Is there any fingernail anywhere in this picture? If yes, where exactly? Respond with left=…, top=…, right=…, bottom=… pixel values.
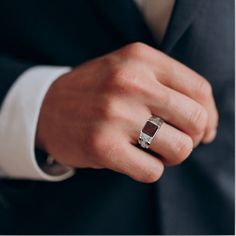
left=203, top=129, right=217, bottom=144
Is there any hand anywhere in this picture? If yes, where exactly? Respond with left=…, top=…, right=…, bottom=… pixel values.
left=36, top=42, right=218, bottom=183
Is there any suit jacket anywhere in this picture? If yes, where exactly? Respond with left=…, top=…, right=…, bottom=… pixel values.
left=0, top=0, right=234, bottom=234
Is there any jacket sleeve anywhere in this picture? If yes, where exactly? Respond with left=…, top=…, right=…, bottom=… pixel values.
left=0, top=54, right=75, bottom=181
left=0, top=54, right=32, bottom=103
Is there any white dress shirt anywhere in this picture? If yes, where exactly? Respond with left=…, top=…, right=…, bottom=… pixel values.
left=0, top=0, right=175, bottom=181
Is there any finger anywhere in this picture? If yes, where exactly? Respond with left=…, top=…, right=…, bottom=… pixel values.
left=101, top=137, right=164, bottom=183
left=145, top=82, right=208, bottom=146
left=156, top=62, right=218, bottom=143
left=128, top=114, right=193, bottom=166
left=148, top=122, right=193, bottom=166
left=126, top=43, right=218, bottom=142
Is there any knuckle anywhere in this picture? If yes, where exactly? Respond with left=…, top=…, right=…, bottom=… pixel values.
left=138, top=164, right=164, bottom=183
left=87, top=130, right=120, bottom=165
left=87, top=132, right=103, bottom=155
left=174, top=134, right=193, bottom=164
left=107, top=66, right=141, bottom=94
left=196, top=79, right=213, bottom=99
left=97, top=98, right=117, bottom=120
left=108, top=67, right=130, bottom=89
left=87, top=130, right=109, bottom=159
left=120, top=42, right=148, bottom=58
left=188, top=106, right=208, bottom=134
left=192, top=134, right=202, bottom=148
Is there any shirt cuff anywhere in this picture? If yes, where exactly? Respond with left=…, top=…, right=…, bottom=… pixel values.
left=0, top=66, right=75, bottom=181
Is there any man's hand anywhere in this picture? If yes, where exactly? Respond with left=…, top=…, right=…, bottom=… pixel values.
left=36, top=42, right=218, bottom=183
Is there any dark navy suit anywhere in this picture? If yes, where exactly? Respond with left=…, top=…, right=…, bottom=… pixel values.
left=0, top=0, right=234, bottom=234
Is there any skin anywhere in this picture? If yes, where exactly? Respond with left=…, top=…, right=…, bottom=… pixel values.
left=36, top=42, right=218, bottom=183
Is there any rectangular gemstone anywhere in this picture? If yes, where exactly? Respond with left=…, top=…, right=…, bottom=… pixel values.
left=142, top=121, right=158, bottom=137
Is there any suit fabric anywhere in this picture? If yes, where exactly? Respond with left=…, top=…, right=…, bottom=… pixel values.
left=0, top=0, right=234, bottom=234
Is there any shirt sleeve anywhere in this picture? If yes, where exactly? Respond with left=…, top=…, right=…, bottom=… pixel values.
left=0, top=66, right=75, bottom=181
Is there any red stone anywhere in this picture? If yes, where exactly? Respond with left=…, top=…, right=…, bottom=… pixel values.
left=142, top=121, right=158, bottom=136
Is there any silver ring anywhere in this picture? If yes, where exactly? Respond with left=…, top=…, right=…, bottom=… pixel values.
left=138, top=116, right=164, bottom=149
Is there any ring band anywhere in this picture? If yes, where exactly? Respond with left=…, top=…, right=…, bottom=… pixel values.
left=138, top=116, right=164, bottom=149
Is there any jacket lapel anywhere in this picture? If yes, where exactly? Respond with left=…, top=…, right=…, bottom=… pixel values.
left=160, top=0, right=206, bottom=53
left=92, top=0, right=206, bottom=53
left=91, top=0, right=157, bottom=47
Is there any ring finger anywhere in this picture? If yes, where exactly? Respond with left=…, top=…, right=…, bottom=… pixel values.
left=129, top=115, right=193, bottom=166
